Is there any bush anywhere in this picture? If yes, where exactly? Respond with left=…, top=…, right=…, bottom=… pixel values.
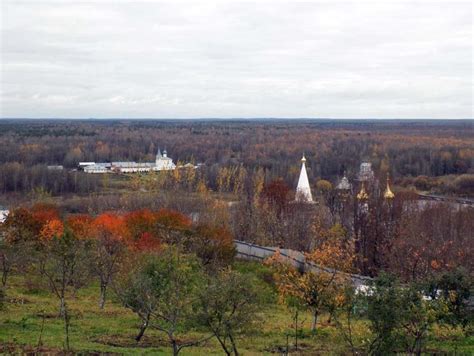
left=453, top=174, right=474, bottom=195
left=197, top=268, right=261, bottom=356
left=413, top=176, right=435, bottom=191
left=364, top=273, right=456, bottom=354
left=366, top=273, right=403, bottom=354
left=189, top=225, right=236, bottom=268
left=115, top=247, right=206, bottom=355
left=233, top=261, right=277, bottom=304
left=424, top=268, right=473, bottom=331
left=397, top=282, right=447, bottom=354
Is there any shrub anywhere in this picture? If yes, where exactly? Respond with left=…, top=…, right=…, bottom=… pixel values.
left=453, top=174, right=474, bottom=195
left=366, top=273, right=403, bottom=354
left=424, top=268, right=473, bottom=331
left=115, top=247, right=207, bottom=355
left=197, top=268, right=261, bottom=356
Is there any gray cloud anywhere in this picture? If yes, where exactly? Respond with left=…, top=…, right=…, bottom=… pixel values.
left=1, top=1, right=472, bottom=118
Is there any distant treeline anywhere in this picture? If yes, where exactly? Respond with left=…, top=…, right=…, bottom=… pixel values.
left=0, top=163, right=100, bottom=195
left=0, top=120, right=472, bottom=195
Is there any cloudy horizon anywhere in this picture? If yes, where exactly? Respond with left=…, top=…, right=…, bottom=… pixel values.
left=1, top=1, right=472, bottom=119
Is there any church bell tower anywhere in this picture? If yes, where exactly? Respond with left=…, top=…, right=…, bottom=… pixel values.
left=295, top=155, right=314, bottom=203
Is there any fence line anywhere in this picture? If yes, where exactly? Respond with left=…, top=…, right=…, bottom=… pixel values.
left=234, top=240, right=372, bottom=288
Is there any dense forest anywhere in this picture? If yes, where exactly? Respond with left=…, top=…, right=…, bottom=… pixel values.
left=0, top=119, right=473, bottom=197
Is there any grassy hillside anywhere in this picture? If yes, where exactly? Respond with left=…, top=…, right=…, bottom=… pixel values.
left=1, top=262, right=472, bottom=355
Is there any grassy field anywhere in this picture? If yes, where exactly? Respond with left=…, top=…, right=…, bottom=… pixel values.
left=0, top=262, right=472, bottom=355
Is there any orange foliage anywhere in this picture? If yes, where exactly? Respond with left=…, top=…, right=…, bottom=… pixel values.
left=124, top=209, right=157, bottom=240
left=261, top=179, right=291, bottom=213
left=133, top=232, right=161, bottom=252
left=3, top=207, right=42, bottom=243
left=192, top=225, right=235, bottom=265
left=265, top=224, right=356, bottom=326
left=306, top=246, right=355, bottom=274
left=39, top=219, right=64, bottom=242
left=30, top=203, right=60, bottom=226
left=4, top=204, right=61, bottom=243
left=93, top=213, right=127, bottom=241
left=155, top=208, right=192, bottom=230
left=66, top=214, right=94, bottom=240
left=124, top=209, right=162, bottom=251
left=307, top=223, right=356, bottom=273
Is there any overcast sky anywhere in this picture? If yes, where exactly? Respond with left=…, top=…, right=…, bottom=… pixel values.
left=1, top=1, right=472, bottom=119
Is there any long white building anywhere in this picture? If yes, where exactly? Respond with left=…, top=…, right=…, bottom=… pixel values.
left=80, top=148, right=177, bottom=174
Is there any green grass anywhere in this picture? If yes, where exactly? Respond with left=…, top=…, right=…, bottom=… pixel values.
left=1, top=263, right=472, bottom=355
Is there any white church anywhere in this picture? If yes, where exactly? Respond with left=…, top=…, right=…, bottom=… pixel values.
left=295, top=155, right=314, bottom=203
left=80, top=148, right=177, bottom=174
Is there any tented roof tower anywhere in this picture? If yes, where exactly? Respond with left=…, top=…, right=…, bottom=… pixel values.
left=384, top=174, right=395, bottom=200
left=295, top=155, right=313, bottom=203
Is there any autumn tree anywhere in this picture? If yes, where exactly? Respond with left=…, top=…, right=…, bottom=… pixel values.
left=315, top=179, right=333, bottom=203
left=0, top=208, right=38, bottom=288
left=233, top=165, right=247, bottom=195
left=66, top=214, right=94, bottom=240
left=124, top=209, right=162, bottom=251
left=328, top=284, right=366, bottom=355
left=362, top=273, right=450, bottom=355
left=1, top=204, right=62, bottom=289
left=397, top=283, right=447, bottom=354
left=423, top=268, right=473, bottom=331
left=90, top=212, right=127, bottom=309
left=153, top=208, right=192, bottom=243
left=197, top=268, right=261, bottom=356
left=386, top=203, right=473, bottom=281
left=115, top=248, right=210, bottom=354
left=217, top=167, right=232, bottom=193
left=189, top=225, right=235, bottom=268
left=266, top=223, right=356, bottom=332
left=252, top=167, right=265, bottom=206
left=261, top=179, right=291, bottom=216
left=40, top=227, right=91, bottom=351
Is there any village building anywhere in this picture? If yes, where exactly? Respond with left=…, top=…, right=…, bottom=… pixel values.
left=0, top=206, right=9, bottom=224
left=154, top=149, right=175, bottom=171
left=357, top=162, right=375, bottom=182
left=47, top=165, right=64, bottom=171
left=336, top=173, right=352, bottom=196
left=83, top=163, right=110, bottom=174
left=80, top=148, right=177, bottom=174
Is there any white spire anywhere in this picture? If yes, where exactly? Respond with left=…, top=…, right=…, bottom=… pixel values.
left=296, top=154, right=313, bottom=202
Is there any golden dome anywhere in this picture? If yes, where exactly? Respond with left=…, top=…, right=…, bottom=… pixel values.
left=384, top=175, right=395, bottom=199
left=357, top=181, right=369, bottom=200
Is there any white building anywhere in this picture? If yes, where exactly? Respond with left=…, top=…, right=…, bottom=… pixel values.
left=295, top=155, right=314, bottom=203
left=112, top=162, right=154, bottom=173
left=336, top=174, right=352, bottom=191
left=84, top=163, right=110, bottom=174
left=0, top=207, right=9, bottom=224
left=358, top=162, right=375, bottom=182
left=78, top=162, right=96, bottom=168
left=153, top=149, right=176, bottom=171
left=80, top=148, right=177, bottom=174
